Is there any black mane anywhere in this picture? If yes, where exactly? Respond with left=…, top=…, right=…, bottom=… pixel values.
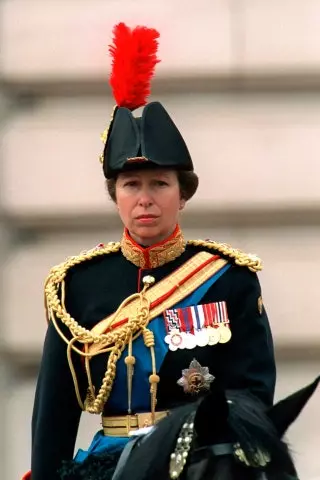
left=225, top=390, right=295, bottom=473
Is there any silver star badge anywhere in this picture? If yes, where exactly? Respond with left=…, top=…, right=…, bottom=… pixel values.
left=177, top=359, right=215, bottom=395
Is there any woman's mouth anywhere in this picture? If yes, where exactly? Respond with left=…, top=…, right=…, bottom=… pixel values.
left=135, top=215, right=159, bottom=224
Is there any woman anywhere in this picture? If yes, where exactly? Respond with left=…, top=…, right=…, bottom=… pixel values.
left=23, top=23, right=276, bottom=480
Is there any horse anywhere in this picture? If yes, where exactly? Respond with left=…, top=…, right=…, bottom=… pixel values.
left=111, top=376, right=319, bottom=480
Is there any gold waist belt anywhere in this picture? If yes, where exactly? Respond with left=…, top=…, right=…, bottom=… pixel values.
left=102, top=410, right=169, bottom=437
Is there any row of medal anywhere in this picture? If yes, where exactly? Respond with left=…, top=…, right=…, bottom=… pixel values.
left=164, top=302, right=232, bottom=351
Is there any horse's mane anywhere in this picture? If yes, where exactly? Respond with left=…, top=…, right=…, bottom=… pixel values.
left=225, top=390, right=294, bottom=472
left=117, top=391, right=295, bottom=480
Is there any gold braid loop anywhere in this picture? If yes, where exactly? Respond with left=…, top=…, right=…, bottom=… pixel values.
left=88, top=291, right=152, bottom=414
left=45, top=241, right=121, bottom=331
left=45, top=240, right=156, bottom=415
left=186, top=239, right=262, bottom=273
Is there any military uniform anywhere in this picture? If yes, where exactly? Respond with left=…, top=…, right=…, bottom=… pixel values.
left=25, top=22, right=276, bottom=480
left=29, top=229, right=275, bottom=480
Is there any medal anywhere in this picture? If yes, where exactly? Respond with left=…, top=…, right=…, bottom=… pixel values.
left=206, top=326, right=220, bottom=345
left=203, top=303, right=220, bottom=345
left=184, top=333, right=197, bottom=349
left=189, top=305, right=208, bottom=348
left=178, top=307, right=197, bottom=350
left=194, top=329, right=209, bottom=347
left=164, top=301, right=232, bottom=351
left=214, top=301, right=232, bottom=344
left=218, top=324, right=232, bottom=343
left=177, top=359, right=215, bottom=394
left=165, top=329, right=185, bottom=351
left=164, top=309, right=186, bottom=350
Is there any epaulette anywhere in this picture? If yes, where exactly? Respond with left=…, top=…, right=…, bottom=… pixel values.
left=187, top=239, right=262, bottom=273
left=44, top=242, right=121, bottom=322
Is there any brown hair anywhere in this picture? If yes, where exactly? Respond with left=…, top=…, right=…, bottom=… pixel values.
left=106, top=170, right=199, bottom=203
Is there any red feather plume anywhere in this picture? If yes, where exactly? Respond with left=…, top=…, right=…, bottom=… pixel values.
left=109, top=23, right=160, bottom=111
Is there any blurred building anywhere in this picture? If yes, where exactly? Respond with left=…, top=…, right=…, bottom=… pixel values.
left=0, top=1, right=319, bottom=478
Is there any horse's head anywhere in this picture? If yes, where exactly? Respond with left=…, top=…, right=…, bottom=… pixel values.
left=113, top=375, right=319, bottom=480
left=179, top=375, right=318, bottom=480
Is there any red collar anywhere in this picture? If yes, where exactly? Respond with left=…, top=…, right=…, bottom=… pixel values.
left=120, top=225, right=185, bottom=269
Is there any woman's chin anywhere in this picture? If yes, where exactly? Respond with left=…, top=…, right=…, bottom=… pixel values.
left=130, top=226, right=168, bottom=245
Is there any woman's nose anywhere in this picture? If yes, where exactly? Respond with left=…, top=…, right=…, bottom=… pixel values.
left=138, top=192, right=153, bottom=207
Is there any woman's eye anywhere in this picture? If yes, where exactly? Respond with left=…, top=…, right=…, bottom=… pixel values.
left=124, top=181, right=138, bottom=187
left=156, top=180, right=168, bottom=186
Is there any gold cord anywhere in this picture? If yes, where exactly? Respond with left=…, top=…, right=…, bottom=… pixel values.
left=84, top=343, right=96, bottom=409
left=125, top=336, right=135, bottom=415
left=65, top=335, right=85, bottom=410
left=49, top=264, right=155, bottom=414
left=143, top=328, right=160, bottom=424
left=187, top=239, right=262, bottom=272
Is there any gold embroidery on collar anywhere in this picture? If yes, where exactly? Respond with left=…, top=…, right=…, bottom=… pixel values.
left=121, top=226, right=186, bottom=269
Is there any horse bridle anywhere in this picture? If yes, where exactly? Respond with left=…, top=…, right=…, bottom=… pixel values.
left=111, top=437, right=269, bottom=480
left=192, top=443, right=269, bottom=479
left=191, top=444, right=299, bottom=480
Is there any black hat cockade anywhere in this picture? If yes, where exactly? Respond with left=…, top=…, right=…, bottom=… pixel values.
left=99, top=23, right=194, bottom=179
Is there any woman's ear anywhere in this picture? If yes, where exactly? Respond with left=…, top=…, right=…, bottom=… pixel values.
left=179, top=199, right=186, bottom=210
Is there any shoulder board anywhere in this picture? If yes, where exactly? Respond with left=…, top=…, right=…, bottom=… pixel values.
left=187, top=239, right=262, bottom=273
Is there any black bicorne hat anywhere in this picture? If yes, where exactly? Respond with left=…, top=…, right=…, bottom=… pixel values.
left=99, top=23, right=194, bottom=179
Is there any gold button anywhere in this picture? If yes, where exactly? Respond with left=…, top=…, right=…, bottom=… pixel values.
left=142, top=275, right=155, bottom=286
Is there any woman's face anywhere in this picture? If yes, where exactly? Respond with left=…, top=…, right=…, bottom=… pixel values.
left=115, top=169, right=185, bottom=246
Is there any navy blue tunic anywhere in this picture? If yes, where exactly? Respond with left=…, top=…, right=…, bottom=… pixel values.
left=31, top=243, right=276, bottom=480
